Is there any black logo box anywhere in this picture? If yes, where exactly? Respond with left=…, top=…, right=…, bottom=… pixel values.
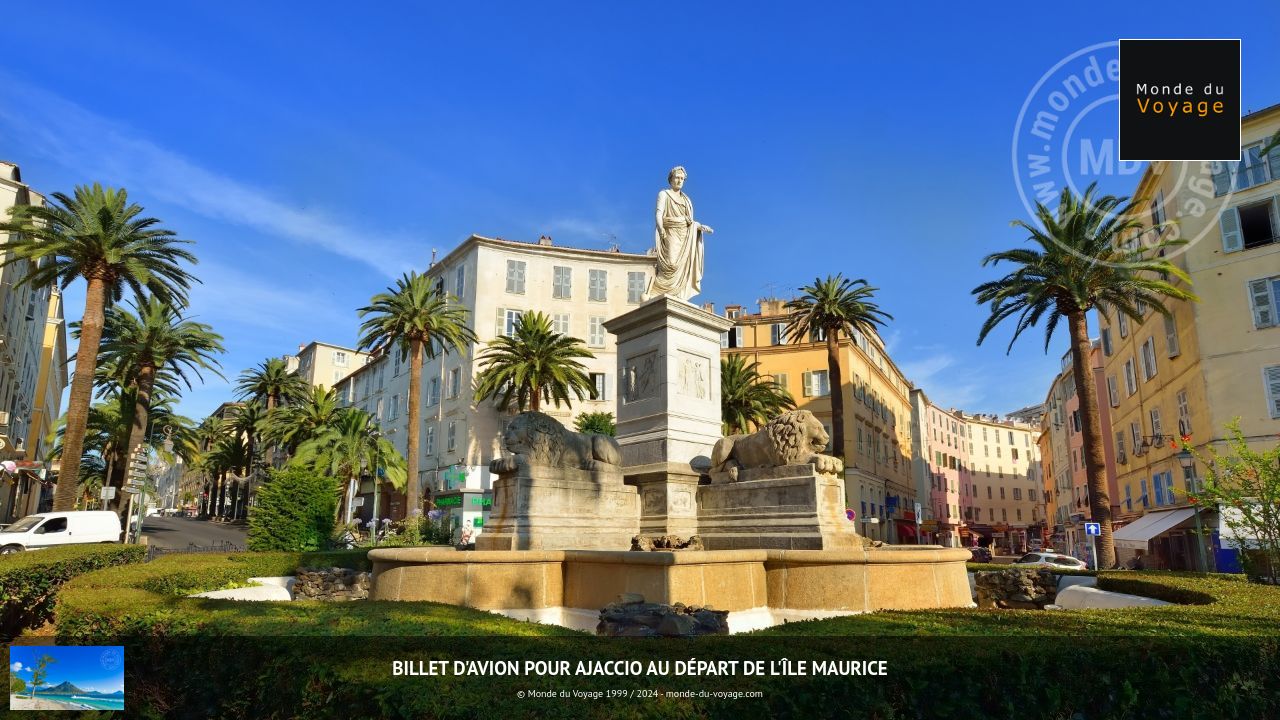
left=1119, top=39, right=1241, bottom=162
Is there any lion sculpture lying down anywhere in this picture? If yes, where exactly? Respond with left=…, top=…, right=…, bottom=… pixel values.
left=710, top=410, right=844, bottom=481
left=489, top=411, right=623, bottom=474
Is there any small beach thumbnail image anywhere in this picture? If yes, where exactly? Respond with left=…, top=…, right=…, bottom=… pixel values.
left=8, top=645, right=124, bottom=712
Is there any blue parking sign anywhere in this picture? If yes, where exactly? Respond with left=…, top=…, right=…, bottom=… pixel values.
left=1085, top=522, right=1101, bottom=536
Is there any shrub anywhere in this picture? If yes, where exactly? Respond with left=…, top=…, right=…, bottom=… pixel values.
left=248, top=467, right=338, bottom=551
left=0, top=543, right=145, bottom=640
left=573, top=411, right=616, bottom=436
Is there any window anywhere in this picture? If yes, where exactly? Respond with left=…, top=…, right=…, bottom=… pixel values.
left=1008, top=431, right=1014, bottom=444
left=1149, top=407, right=1163, bottom=439
left=1117, top=313, right=1129, bottom=338
left=802, top=370, right=830, bottom=397
left=1163, top=314, right=1180, bottom=357
left=987, top=486, right=992, bottom=499
left=1248, top=276, right=1280, bottom=329
left=770, top=323, right=787, bottom=345
left=389, top=394, right=399, bottom=420
left=1123, top=358, right=1137, bottom=395
left=1116, top=431, right=1127, bottom=462
left=1150, top=190, right=1166, bottom=227
left=505, top=260, right=526, bottom=294
left=1130, top=422, right=1142, bottom=453
left=428, top=377, right=440, bottom=406
left=1176, top=390, right=1192, bottom=435
left=38, top=517, right=67, bottom=534
left=447, top=421, right=457, bottom=452
left=721, top=327, right=743, bottom=348
left=808, top=327, right=826, bottom=343
left=1266, top=365, right=1280, bottom=419
left=1100, top=327, right=1113, bottom=356
left=1000, top=487, right=1005, bottom=500
left=333, top=351, right=348, bottom=366
left=1106, top=375, right=1120, bottom=407
left=553, top=313, right=570, bottom=336
left=627, top=272, right=646, bottom=303
left=1016, top=508, right=1022, bottom=521
left=588, top=269, right=607, bottom=301
left=1012, top=448, right=1019, bottom=461
left=1213, top=143, right=1280, bottom=196
left=1154, top=473, right=1165, bottom=506
left=1013, top=488, right=1022, bottom=501
left=989, top=508, right=994, bottom=521
left=589, top=316, right=606, bottom=347
left=1220, top=196, right=1280, bottom=253
left=589, top=372, right=608, bottom=401
left=1140, top=478, right=1149, bottom=508
left=425, top=426, right=436, bottom=456
left=1140, top=337, right=1158, bottom=381
left=448, top=367, right=461, bottom=399
left=455, top=265, right=466, bottom=298
left=553, top=266, right=572, bottom=298
left=1029, top=489, right=1036, bottom=501
left=496, top=308, right=523, bottom=337
left=1002, top=508, right=1008, bottom=522
left=773, top=373, right=788, bottom=392
left=1124, top=484, right=1132, bottom=511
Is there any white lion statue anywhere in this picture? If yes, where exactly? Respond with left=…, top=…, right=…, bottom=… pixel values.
left=710, top=410, right=844, bottom=481
left=489, top=411, right=622, bottom=474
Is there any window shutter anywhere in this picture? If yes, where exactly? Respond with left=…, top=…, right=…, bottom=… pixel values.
left=1249, top=279, right=1275, bottom=329
left=1164, top=314, right=1180, bottom=357
left=1220, top=208, right=1243, bottom=253
left=495, top=308, right=506, bottom=337
left=1212, top=161, right=1232, bottom=195
left=1269, top=147, right=1280, bottom=184
left=1107, top=376, right=1119, bottom=407
left=1154, top=475, right=1165, bottom=505
left=802, top=371, right=812, bottom=397
left=1266, top=366, right=1280, bottom=419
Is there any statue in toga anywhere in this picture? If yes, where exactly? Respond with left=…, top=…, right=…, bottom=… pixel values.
left=646, top=166, right=714, bottom=302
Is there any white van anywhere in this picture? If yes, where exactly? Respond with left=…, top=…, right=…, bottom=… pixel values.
left=0, top=511, right=123, bottom=553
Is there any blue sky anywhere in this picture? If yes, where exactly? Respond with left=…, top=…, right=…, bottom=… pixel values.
left=1, top=2, right=1278, bottom=421
left=9, top=645, right=124, bottom=694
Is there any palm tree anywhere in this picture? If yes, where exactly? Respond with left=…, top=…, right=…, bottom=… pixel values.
left=96, top=297, right=223, bottom=507
left=1, top=184, right=197, bottom=510
left=474, top=311, right=595, bottom=413
left=784, top=275, right=893, bottom=460
left=357, top=271, right=474, bottom=517
left=227, top=401, right=267, bottom=475
left=292, top=408, right=407, bottom=524
left=720, top=355, right=797, bottom=435
left=973, top=183, right=1197, bottom=568
left=236, top=358, right=307, bottom=412
left=263, top=386, right=343, bottom=456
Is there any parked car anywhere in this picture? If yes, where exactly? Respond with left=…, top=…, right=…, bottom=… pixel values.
left=1012, top=552, right=1088, bottom=570
left=0, top=511, right=123, bottom=553
left=969, top=546, right=993, bottom=563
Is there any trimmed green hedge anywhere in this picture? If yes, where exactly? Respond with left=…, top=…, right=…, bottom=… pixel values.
left=248, top=467, right=339, bottom=551
left=966, top=561, right=1097, bottom=576
left=0, top=543, right=145, bottom=640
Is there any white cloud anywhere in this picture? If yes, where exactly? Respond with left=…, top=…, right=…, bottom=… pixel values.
left=0, top=76, right=415, bottom=277
left=10, top=662, right=21, bottom=672
left=186, top=261, right=353, bottom=335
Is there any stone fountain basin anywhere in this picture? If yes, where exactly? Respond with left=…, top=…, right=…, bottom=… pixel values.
left=368, top=545, right=973, bottom=633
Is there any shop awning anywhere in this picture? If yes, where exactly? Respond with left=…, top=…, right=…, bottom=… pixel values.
left=1112, top=508, right=1196, bottom=549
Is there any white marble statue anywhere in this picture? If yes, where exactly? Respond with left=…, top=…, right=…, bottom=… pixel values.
left=647, top=166, right=714, bottom=302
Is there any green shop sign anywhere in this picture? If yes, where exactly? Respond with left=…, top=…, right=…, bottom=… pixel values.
left=435, top=496, right=463, bottom=507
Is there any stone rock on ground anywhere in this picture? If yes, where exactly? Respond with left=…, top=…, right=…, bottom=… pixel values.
left=974, top=568, right=1058, bottom=610
left=597, top=594, right=729, bottom=637
left=293, top=566, right=372, bottom=601
left=630, top=534, right=704, bottom=551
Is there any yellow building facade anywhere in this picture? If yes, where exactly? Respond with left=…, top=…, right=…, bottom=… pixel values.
left=1097, top=104, right=1280, bottom=569
left=720, top=299, right=916, bottom=543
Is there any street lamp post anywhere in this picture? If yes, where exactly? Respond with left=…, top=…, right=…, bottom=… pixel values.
left=369, top=429, right=382, bottom=546
left=1178, top=448, right=1208, bottom=573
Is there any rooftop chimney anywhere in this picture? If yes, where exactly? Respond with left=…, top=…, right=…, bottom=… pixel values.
left=538, top=235, right=553, bottom=246
left=701, top=302, right=715, bottom=314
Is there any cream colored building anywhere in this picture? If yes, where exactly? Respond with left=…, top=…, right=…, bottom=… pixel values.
left=333, top=234, right=656, bottom=522
left=0, top=162, right=61, bottom=522
left=720, top=299, right=915, bottom=543
left=959, top=412, right=1043, bottom=554
left=1096, top=103, right=1280, bottom=570
left=286, top=341, right=368, bottom=390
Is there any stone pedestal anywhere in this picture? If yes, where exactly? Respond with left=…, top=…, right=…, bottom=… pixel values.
left=604, top=298, right=733, bottom=535
left=475, top=465, right=639, bottom=551
left=696, top=464, right=863, bottom=550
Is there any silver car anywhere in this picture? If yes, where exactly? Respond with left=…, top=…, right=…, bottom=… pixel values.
left=1012, top=552, right=1089, bottom=570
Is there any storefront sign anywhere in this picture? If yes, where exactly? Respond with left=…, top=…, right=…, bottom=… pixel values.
left=471, top=496, right=492, bottom=506
left=435, top=496, right=463, bottom=507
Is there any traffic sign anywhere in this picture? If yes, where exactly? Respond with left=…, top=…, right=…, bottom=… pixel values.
left=100, top=487, right=117, bottom=501
left=123, top=487, right=142, bottom=495
left=1085, top=522, right=1101, bottom=536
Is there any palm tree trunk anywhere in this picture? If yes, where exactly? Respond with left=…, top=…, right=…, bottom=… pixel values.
left=825, top=331, right=845, bottom=459
left=406, top=338, right=423, bottom=517
left=116, top=364, right=157, bottom=512
left=54, top=277, right=108, bottom=511
left=529, top=382, right=541, bottom=413
left=1068, top=309, right=1115, bottom=568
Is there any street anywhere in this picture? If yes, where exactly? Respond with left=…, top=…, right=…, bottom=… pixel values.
left=141, top=515, right=247, bottom=551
